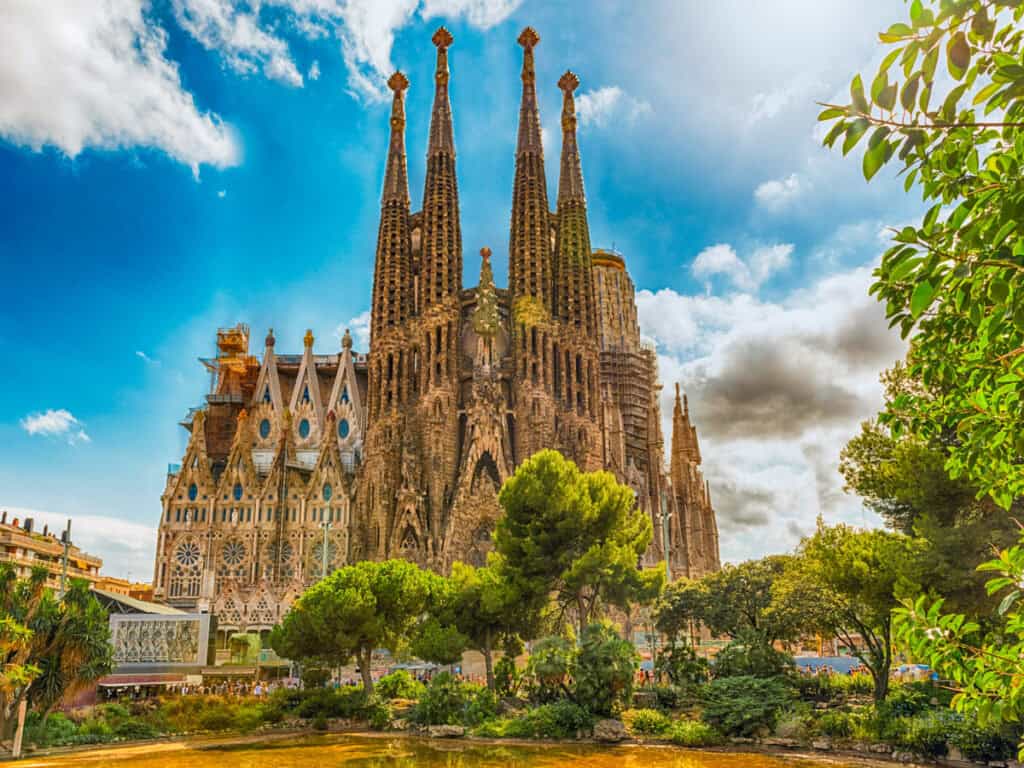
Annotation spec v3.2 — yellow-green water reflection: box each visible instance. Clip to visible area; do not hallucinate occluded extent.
[19,734,885,768]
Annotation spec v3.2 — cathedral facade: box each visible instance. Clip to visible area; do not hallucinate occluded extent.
[152,27,720,636]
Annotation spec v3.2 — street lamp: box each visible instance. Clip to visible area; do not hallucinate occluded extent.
[320,521,332,579]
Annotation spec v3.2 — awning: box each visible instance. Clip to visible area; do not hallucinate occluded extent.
[98,674,186,688]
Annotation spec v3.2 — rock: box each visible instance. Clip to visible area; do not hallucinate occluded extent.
[892,750,916,763]
[763,738,800,748]
[869,743,891,754]
[729,737,756,745]
[427,725,465,738]
[593,719,627,743]
[390,718,409,731]
[811,739,832,751]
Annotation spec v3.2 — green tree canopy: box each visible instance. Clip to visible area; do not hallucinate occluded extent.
[495,450,663,635]
[775,523,919,701]
[820,0,1024,510]
[271,559,439,694]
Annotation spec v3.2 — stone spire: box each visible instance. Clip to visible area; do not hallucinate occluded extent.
[552,70,596,334]
[371,72,413,340]
[420,27,462,309]
[509,26,552,317]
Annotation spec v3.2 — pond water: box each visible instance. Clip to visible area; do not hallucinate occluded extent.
[18,734,888,768]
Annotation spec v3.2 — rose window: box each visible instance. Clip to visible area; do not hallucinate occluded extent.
[222,540,245,566]
[175,541,201,566]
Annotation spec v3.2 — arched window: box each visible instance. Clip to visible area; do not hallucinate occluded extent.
[233,483,243,501]
[323,484,333,501]
[298,419,311,439]
[338,419,350,439]
[188,483,198,501]
[340,386,349,404]
[259,419,271,439]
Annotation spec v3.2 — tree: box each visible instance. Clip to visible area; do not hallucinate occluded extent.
[434,558,532,691]
[571,622,638,716]
[271,559,438,694]
[840,363,1019,616]
[495,450,663,636]
[0,565,112,738]
[820,0,1024,510]
[895,530,1024,759]
[776,522,919,701]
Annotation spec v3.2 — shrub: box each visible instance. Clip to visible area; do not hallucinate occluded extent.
[655,640,709,689]
[712,636,793,679]
[301,667,331,689]
[505,701,594,739]
[196,706,235,732]
[948,714,1020,762]
[408,672,492,726]
[896,712,951,759]
[668,719,722,747]
[365,696,393,730]
[526,636,573,704]
[24,712,79,747]
[774,707,812,741]
[76,717,114,743]
[294,686,367,719]
[623,708,671,735]
[376,670,426,701]
[796,673,874,702]
[312,714,328,731]
[700,675,793,737]
[572,622,638,716]
[234,704,266,732]
[816,711,855,739]
[112,719,161,740]
[494,655,519,698]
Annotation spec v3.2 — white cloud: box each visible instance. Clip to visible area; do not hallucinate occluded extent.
[0,505,155,580]
[420,0,521,27]
[691,242,793,293]
[638,259,906,562]
[135,350,161,365]
[308,59,321,81]
[20,409,91,445]
[754,173,803,212]
[575,86,652,129]
[0,0,239,173]
[335,309,371,350]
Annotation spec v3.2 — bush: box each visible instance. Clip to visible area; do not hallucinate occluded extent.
[408,672,493,727]
[712,635,793,679]
[301,667,331,689]
[655,640,709,689]
[668,719,722,747]
[816,711,855,739]
[376,670,426,701]
[526,636,573,704]
[293,686,368,719]
[700,676,793,737]
[24,712,79,747]
[494,655,519,698]
[504,701,594,739]
[896,712,951,759]
[796,672,873,702]
[112,719,162,740]
[622,708,671,735]
[774,707,812,740]
[572,622,638,716]
[365,696,393,730]
[196,706,235,732]
[312,713,328,731]
[948,714,1020,762]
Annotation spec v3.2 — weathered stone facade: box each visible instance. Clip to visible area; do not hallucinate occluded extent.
[152,27,720,636]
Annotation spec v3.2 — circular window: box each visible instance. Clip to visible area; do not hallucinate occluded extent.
[259,419,271,439]
[188,483,198,501]
[175,541,201,566]
[338,419,350,439]
[222,540,245,565]
[233,483,243,501]
[323,483,332,501]
[299,419,311,439]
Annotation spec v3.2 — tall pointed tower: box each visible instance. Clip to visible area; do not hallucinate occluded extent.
[508,27,557,462]
[411,27,464,564]
[551,70,602,469]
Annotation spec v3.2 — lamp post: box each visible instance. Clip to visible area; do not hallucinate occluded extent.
[59,519,72,599]
[659,479,673,584]
[320,521,332,579]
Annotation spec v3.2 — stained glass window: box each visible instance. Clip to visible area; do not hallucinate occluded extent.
[233,483,243,501]
[299,419,310,439]
[323,483,332,501]
[188,483,198,501]
[338,419,350,439]
[259,419,271,439]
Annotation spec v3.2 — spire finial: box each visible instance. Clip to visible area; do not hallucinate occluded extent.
[381,71,410,204]
[342,328,353,350]
[480,246,491,263]
[304,329,314,349]
[432,26,453,50]
[387,70,409,95]
[517,27,540,83]
[266,328,275,348]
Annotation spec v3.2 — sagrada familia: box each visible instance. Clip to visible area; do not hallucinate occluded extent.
[152,27,720,635]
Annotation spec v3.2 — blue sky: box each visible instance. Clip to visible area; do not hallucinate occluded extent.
[0,0,921,578]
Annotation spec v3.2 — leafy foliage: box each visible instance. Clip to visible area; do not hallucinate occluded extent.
[700,675,793,737]
[375,669,425,701]
[711,631,794,679]
[622,707,671,735]
[408,672,496,727]
[525,636,573,704]
[571,621,638,716]
[894,530,1024,758]
[667,719,723,747]
[654,638,709,689]
[820,0,1024,509]
[474,701,594,739]
[496,450,663,635]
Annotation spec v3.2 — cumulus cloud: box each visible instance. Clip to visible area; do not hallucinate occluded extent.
[638,259,906,562]
[754,173,803,212]
[335,309,371,350]
[171,0,521,103]
[691,243,793,293]
[0,0,239,173]
[575,86,652,129]
[20,409,91,445]
[0,505,155,580]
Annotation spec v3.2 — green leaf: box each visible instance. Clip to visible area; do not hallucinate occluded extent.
[882,22,914,40]
[910,280,935,317]
[989,279,1010,303]
[901,74,921,111]
[922,47,939,82]
[871,70,889,102]
[817,107,845,121]
[863,140,887,180]
[842,118,870,155]
[878,83,898,111]
[947,31,970,80]
[851,74,869,114]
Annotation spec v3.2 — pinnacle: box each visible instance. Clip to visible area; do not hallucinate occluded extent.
[432,26,453,49]
[480,246,491,262]
[387,71,409,93]
[558,70,580,93]
[517,27,540,48]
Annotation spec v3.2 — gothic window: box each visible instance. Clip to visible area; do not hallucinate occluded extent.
[263,387,271,403]
[323,484,333,501]
[338,419,350,439]
[188,483,198,501]
[233,483,243,501]
[310,538,338,575]
[169,540,202,597]
[302,386,310,403]
[341,386,349,404]
[259,419,271,439]
[298,419,311,439]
